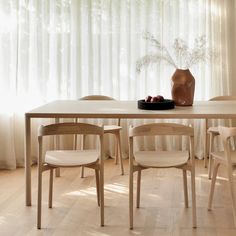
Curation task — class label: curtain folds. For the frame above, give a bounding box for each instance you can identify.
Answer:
[0,0,235,169]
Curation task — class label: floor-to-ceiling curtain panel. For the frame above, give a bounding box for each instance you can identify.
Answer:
[0,0,235,169]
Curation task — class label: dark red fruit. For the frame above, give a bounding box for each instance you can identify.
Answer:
[151,96,158,102]
[156,95,164,102]
[145,96,152,102]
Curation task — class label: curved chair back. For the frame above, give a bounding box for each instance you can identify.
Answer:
[39,122,103,137]
[218,126,236,165]
[204,96,236,167]
[129,122,193,137]
[209,96,236,101]
[79,95,120,125]
[80,95,115,101]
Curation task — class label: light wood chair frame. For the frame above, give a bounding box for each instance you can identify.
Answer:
[37,122,104,229]
[77,95,124,177]
[204,96,236,178]
[128,123,196,229]
[208,126,236,226]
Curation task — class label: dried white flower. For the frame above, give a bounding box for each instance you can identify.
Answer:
[136,32,214,73]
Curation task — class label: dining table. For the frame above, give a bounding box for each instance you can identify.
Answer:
[25,99,236,206]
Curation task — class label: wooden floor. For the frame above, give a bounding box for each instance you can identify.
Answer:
[0,159,236,236]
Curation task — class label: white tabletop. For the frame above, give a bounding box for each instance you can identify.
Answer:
[26,100,236,119]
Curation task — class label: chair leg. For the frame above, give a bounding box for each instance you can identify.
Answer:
[54,118,61,177]
[55,168,60,177]
[81,135,86,178]
[116,132,124,175]
[37,164,43,229]
[115,134,118,165]
[190,169,197,228]
[208,133,215,179]
[100,165,104,226]
[80,167,85,178]
[208,160,220,210]
[49,169,53,208]
[183,169,188,208]
[95,169,100,206]
[204,120,208,168]
[73,118,78,149]
[73,134,77,150]
[227,169,236,226]
[136,170,141,208]
[129,169,134,229]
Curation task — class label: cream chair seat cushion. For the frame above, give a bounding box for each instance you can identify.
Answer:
[134,150,189,168]
[45,150,99,166]
[104,125,122,132]
[211,151,236,164]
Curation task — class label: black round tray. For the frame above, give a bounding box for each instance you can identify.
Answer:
[138,99,175,110]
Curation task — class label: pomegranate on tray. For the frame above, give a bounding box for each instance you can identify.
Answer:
[145,95,164,103]
[138,95,175,110]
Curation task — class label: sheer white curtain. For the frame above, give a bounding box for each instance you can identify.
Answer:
[0,0,235,169]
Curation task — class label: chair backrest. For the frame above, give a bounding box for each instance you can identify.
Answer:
[80,95,115,101]
[206,95,236,127]
[218,126,236,165]
[38,122,104,137]
[79,95,120,125]
[209,96,236,101]
[129,123,194,137]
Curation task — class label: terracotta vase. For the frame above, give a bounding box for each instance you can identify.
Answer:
[171,69,195,106]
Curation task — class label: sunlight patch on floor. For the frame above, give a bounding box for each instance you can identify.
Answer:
[104,183,128,194]
[0,216,7,225]
[64,187,97,197]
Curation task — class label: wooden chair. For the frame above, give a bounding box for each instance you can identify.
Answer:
[205,96,236,178]
[37,122,104,229]
[77,95,124,177]
[208,126,236,225]
[128,123,196,229]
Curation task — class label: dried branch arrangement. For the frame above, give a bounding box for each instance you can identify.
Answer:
[136,31,214,73]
